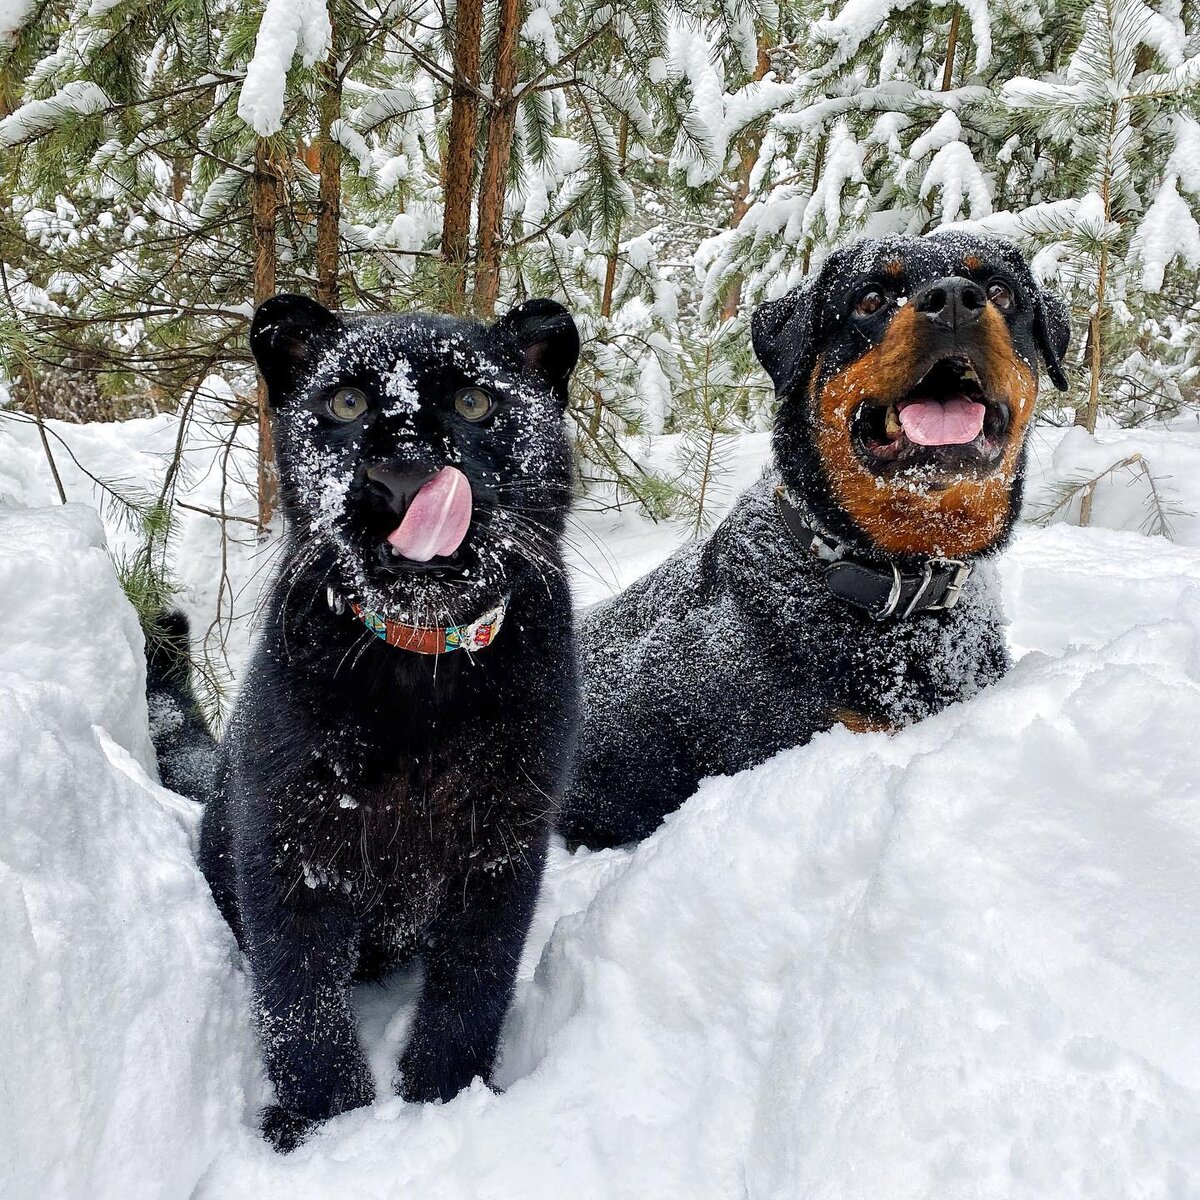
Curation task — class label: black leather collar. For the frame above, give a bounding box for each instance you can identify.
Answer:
[774,487,972,621]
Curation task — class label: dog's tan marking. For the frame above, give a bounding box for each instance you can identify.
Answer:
[963,255,983,271]
[833,708,894,734]
[811,301,1038,559]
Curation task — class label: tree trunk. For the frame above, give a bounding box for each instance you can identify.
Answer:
[589,115,630,439]
[442,0,484,310]
[1079,237,1108,446]
[1077,235,1108,525]
[315,16,343,309]
[599,115,629,322]
[941,7,961,92]
[473,0,523,317]
[720,44,771,322]
[1077,100,1119,525]
[253,140,280,533]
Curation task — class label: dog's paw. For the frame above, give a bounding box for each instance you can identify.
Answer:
[396,1045,468,1105]
[260,1104,317,1153]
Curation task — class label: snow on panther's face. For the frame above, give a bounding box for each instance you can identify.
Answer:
[250,296,578,623]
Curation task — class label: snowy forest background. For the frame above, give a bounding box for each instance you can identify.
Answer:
[3,0,1200,619]
[9,3,1200,1192]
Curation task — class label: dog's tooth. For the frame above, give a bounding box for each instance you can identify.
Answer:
[884,405,902,439]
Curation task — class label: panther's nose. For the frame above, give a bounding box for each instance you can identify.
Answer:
[913,276,986,331]
[364,465,437,518]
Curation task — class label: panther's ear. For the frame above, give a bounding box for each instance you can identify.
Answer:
[250,294,340,400]
[752,259,837,398]
[493,298,580,408]
[1035,286,1071,392]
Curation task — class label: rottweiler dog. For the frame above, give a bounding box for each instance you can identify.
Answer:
[558,232,1070,848]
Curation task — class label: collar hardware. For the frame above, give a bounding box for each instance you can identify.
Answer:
[774,487,973,621]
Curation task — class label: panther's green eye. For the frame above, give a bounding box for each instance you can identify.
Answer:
[454,386,494,423]
[327,388,368,422]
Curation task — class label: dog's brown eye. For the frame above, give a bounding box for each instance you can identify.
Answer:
[327,388,368,422]
[454,387,494,422]
[854,288,887,317]
[987,281,1015,312]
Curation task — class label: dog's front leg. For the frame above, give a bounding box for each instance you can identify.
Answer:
[242,872,374,1151]
[398,822,547,1104]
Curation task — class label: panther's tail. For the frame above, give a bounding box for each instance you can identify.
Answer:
[144,609,218,802]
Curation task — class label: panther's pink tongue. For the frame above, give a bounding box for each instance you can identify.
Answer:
[898,397,986,446]
[386,466,472,561]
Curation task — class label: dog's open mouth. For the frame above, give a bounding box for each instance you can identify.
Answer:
[851,355,1010,475]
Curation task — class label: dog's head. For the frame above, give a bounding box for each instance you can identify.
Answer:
[753,232,1070,559]
[250,295,579,622]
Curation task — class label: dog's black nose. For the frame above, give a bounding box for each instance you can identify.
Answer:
[913,276,987,330]
[364,465,437,517]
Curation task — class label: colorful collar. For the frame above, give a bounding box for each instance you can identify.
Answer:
[326,587,510,655]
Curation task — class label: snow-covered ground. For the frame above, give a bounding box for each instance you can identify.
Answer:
[4,405,1200,1199]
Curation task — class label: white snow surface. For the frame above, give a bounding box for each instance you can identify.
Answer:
[0,504,257,1200]
[4,411,1200,1196]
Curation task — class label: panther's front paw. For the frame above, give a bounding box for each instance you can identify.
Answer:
[260,1104,318,1153]
[396,1058,444,1104]
[396,1040,475,1104]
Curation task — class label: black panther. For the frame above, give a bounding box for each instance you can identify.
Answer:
[558,232,1070,849]
[148,294,580,1150]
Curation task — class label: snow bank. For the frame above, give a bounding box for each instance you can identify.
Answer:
[1024,424,1200,546]
[5,416,1200,1196]
[745,617,1200,1198]
[191,601,1200,1199]
[0,403,264,688]
[0,503,153,765]
[0,501,257,1200]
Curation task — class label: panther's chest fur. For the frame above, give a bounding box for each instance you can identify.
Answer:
[268,738,538,919]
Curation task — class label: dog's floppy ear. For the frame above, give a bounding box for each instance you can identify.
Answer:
[250,294,340,400]
[493,298,580,408]
[1035,286,1071,392]
[752,288,809,395]
[752,259,838,397]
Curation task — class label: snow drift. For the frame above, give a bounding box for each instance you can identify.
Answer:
[4,414,1200,1197]
[0,504,256,1200]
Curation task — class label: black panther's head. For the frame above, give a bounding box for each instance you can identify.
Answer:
[752,231,1071,560]
[250,296,579,623]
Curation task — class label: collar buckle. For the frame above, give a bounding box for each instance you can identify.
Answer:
[924,558,972,612]
[775,484,973,621]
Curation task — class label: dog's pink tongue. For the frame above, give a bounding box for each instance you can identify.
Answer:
[386,466,472,561]
[898,397,986,446]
